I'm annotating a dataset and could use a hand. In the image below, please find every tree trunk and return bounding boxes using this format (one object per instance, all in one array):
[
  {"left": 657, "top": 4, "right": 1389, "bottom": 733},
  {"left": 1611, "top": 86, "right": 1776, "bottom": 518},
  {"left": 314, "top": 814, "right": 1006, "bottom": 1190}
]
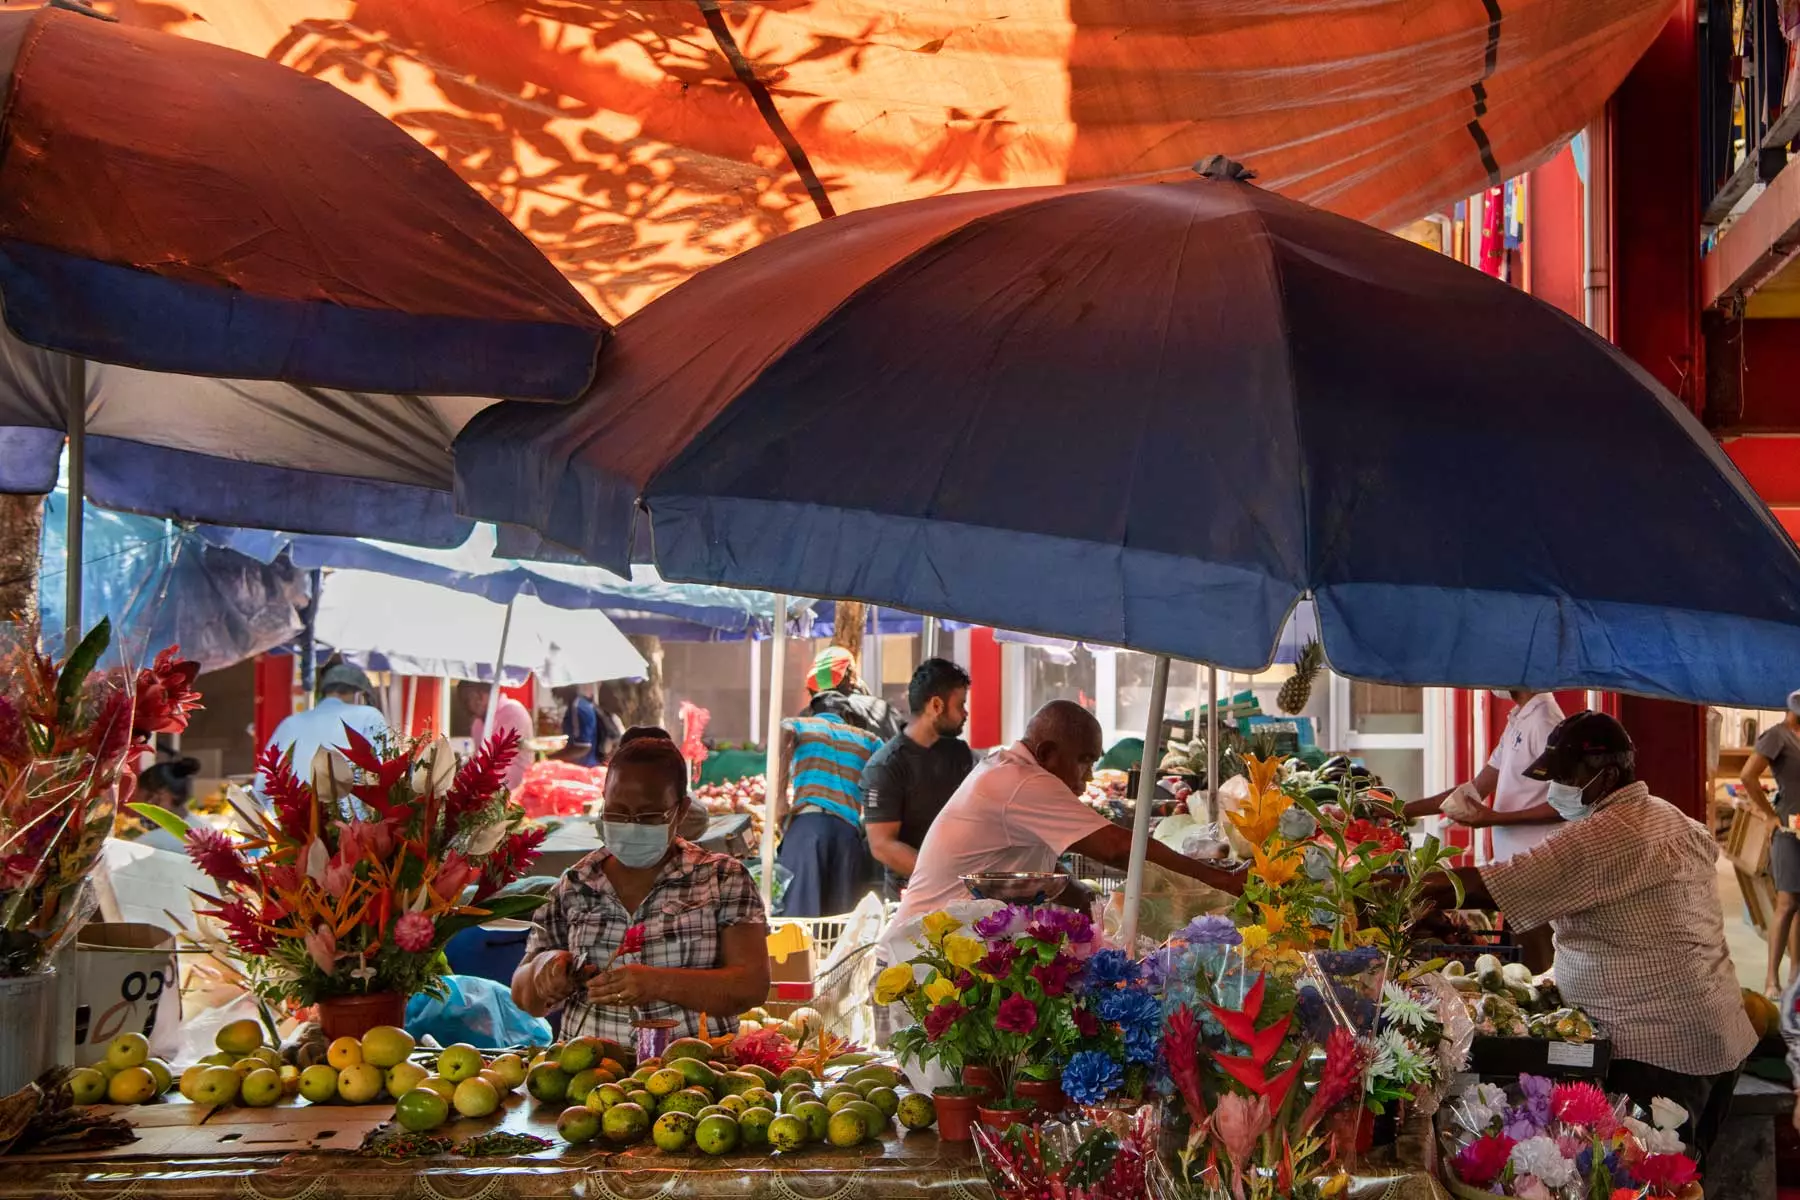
[
  {"left": 604, "top": 634, "right": 666, "bottom": 729},
  {"left": 831, "top": 601, "right": 866, "bottom": 665},
  {"left": 0, "top": 494, "right": 44, "bottom": 626}
]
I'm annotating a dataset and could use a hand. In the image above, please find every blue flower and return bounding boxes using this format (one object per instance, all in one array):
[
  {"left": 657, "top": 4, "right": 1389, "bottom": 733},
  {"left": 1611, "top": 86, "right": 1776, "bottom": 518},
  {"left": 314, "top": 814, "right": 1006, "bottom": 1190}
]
[
  {"left": 1099, "top": 986, "right": 1163, "bottom": 1039},
  {"left": 1059, "top": 1051, "right": 1124, "bottom": 1106},
  {"left": 1124, "top": 1025, "right": 1162, "bottom": 1066},
  {"left": 1180, "top": 915, "right": 1242, "bottom": 946},
  {"left": 1085, "top": 949, "right": 1140, "bottom": 988},
  {"left": 1139, "top": 948, "right": 1171, "bottom": 994}
]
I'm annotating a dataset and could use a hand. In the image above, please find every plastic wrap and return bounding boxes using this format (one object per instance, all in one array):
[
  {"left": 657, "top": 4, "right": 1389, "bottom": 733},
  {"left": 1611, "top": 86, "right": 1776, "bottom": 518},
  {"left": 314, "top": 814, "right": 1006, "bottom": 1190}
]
[
  {"left": 405, "top": 975, "right": 552, "bottom": 1049},
  {"left": 1101, "top": 861, "right": 1234, "bottom": 948},
  {"left": 109, "top": 0, "right": 1675, "bottom": 323},
  {"left": 973, "top": 1103, "right": 1157, "bottom": 1200}
]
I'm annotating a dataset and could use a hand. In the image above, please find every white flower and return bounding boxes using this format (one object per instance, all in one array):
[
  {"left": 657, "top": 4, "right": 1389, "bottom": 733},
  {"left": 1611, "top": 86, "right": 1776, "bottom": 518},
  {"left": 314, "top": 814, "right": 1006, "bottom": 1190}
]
[
  {"left": 1509, "top": 1136, "right": 1577, "bottom": 1188},
  {"left": 1457, "top": 1082, "right": 1509, "bottom": 1133},
  {"left": 349, "top": 964, "right": 376, "bottom": 983},
  {"left": 310, "top": 746, "right": 354, "bottom": 801},
  {"left": 1378, "top": 1029, "right": 1434, "bottom": 1084},
  {"left": 463, "top": 817, "right": 509, "bottom": 857},
  {"left": 411, "top": 736, "right": 456, "bottom": 799},
  {"left": 1650, "top": 1097, "right": 1689, "bottom": 1132},
  {"left": 1381, "top": 981, "right": 1432, "bottom": 1032}
]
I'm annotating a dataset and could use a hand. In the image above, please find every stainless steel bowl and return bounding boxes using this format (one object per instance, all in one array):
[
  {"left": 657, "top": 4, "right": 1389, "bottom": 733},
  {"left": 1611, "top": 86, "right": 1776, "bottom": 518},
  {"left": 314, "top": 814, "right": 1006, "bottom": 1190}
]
[{"left": 960, "top": 871, "right": 1069, "bottom": 903}]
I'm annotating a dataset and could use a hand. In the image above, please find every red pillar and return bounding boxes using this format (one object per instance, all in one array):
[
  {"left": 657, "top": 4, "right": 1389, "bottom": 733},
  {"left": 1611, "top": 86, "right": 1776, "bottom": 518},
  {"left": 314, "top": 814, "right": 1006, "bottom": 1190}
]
[
  {"left": 1608, "top": 0, "right": 1708, "bottom": 820},
  {"left": 252, "top": 653, "right": 294, "bottom": 750},
  {"left": 966, "top": 627, "right": 1002, "bottom": 750}
]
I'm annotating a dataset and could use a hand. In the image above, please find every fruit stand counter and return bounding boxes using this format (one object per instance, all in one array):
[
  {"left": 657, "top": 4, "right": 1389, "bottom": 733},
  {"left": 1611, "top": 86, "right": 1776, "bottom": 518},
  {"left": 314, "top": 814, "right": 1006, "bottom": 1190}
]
[{"left": 0, "top": 1097, "right": 1448, "bottom": 1200}]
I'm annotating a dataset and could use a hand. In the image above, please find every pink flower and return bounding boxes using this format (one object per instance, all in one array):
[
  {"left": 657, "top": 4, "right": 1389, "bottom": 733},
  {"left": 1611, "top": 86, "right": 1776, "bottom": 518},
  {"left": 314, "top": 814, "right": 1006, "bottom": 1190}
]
[
  {"left": 433, "top": 852, "right": 476, "bottom": 900},
  {"left": 320, "top": 854, "right": 355, "bottom": 899},
  {"left": 1213, "top": 1092, "right": 1271, "bottom": 1162},
  {"left": 185, "top": 826, "right": 254, "bottom": 889},
  {"left": 1514, "top": 1174, "right": 1553, "bottom": 1200},
  {"left": 303, "top": 924, "right": 338, "bottom": 975},
  {"left": 1551, "top": 1080, "right": 1616, "bottom": 1129},
  {"left": 393, "top": 912, "right": 435, "bottom": 954},
  {"left": 340, "top": 820, "right": 395, "bottom": 863},
  {"left": 995, "top": 994, "right": 1038, "bottom": 1033},
  {"left": 1636, "top": 1154, "right": 1699, "bottom": 1193},
  {"left": 201, "top": 900, "right": 273, "bottom": 955},
  {"left": 1030, "top": 954, "right": 1076, "bottom": 997}
]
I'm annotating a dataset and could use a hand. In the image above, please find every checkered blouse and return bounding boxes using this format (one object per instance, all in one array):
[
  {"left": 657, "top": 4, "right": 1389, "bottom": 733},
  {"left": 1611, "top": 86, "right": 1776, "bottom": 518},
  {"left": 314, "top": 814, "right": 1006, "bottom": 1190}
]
[
  {"left": 1483, "top": 783, "right": 1757, "bottom": 1076},
  {"left": 524, "top": 840, "right": 767, "bottom": 1043}
]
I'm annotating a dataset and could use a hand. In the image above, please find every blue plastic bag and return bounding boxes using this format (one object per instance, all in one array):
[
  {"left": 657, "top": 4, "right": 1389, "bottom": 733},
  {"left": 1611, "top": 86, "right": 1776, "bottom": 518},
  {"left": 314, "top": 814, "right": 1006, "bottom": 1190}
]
[{"left": 405, "top": 975, "right": 550, "bottom": 1050}]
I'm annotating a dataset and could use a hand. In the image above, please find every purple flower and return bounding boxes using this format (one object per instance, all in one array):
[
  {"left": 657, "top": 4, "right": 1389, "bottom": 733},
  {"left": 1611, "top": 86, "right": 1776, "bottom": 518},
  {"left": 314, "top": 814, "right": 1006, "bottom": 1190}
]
[
  {"left": 1518, "top": 1073, "right": 1555, "bottom": 1127},
  {"left": 974, "top": 905, "right": 1031, "bottom": 940},
  {"left": 1504, "top": 1110, "right": 1546, "bottom": 1142},
  {"left": 1026, "top": 906, "right": 1093, "bottom": 944},
  {"left": 1139, "top": 947, "right": 1172, "bottom": 993},
  {"left": 1180, "top": 915, "right": 1242, "bottom": 946}
]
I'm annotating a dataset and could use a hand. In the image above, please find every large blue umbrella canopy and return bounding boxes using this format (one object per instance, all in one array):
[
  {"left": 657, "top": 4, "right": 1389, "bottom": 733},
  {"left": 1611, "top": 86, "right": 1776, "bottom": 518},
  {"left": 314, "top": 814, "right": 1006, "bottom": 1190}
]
[
  {"left": 454, "top": 168, "right": 1800, "bottom": 707},
  {"left": 0, "top": 5, "right": 606, "bottom": 544}
]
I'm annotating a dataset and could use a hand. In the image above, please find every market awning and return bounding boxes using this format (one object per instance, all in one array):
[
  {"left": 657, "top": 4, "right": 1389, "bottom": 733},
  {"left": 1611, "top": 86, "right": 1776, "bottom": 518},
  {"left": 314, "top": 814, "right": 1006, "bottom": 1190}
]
[{"left": 108, "top": 0, "right": 1678, "bottom": 320}]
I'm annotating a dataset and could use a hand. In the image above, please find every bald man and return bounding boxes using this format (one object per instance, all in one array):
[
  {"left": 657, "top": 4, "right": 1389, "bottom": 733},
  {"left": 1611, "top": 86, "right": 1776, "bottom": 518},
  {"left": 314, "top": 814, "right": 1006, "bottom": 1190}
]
[{"left": 885, "top": 701, "right": 1244, "bottom": 932}]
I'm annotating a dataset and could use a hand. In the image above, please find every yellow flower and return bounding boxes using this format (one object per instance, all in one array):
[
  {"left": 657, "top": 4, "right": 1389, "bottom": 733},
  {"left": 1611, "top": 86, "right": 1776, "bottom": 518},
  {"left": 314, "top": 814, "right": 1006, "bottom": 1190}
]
[
  {"left": 942, "top": 934, "right": 985, "bottom": 971},
  {"left": 1226, "top": 754, "right": 1294, "bottom": 846},
  {"left": 922, "top": 976, "right": 961, "bottom": 1007},
  {"left": 1237, "top": 924, "right": 1272, "bottom": 954},
  {"left": 1250, "top": 843, "right": 1300, "bottom": 887},
  {"left": 874, "top": 963, "right": 917, "bottom": 1005},
  {"left": 922, "top": 911, "right": 963, "bottom": 947},
  {"left": 1257, "top": 902, "right": 1290, "bottom": 936}
]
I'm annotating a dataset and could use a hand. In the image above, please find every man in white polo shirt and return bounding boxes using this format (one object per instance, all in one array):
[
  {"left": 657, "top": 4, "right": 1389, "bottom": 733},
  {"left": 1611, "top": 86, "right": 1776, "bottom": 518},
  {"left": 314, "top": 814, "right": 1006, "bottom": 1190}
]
[{"left": 1406, "top": 687, "right": 1564, "bottom": 969}]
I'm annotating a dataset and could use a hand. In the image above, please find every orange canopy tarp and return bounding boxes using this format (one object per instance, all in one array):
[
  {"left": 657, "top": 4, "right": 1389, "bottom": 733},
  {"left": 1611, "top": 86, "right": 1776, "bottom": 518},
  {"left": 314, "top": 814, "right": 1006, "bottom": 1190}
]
[{"left": 96, "top": 0, "right": 1674, "bottom": 319}]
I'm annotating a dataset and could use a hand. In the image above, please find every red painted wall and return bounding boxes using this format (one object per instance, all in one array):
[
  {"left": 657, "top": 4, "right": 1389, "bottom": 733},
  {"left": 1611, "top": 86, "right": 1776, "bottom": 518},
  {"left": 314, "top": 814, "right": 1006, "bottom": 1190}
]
[
  {"left": 967, "top": 627, "right": 1002, "bottom": 750},
  {"left": 252, "top": 653, "right": 293, "bottom": 751},
  {"left": 1724, "top": 319, "right": 1800, "bottom": 429},
  {"left": 1528, "top": 145, "right": 1586, "bottom": 321}
]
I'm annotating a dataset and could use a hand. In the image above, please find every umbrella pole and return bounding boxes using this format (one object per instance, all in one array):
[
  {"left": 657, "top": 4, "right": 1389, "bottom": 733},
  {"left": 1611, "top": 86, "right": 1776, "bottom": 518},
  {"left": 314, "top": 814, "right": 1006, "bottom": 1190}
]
[
  {"left": 483, "top": 595, "right": 518, "bottom": 742},
  {"left": 1207, "top": 666, "right": 1220, "bottom": 823},
  {"left": 300, "top": 568, "right": 322, "bottom": 708},
  {"left": 1120, "top": 655, "right": 1170, "bottom": 949},
  {"left": 748, "top": 635, "right": 762, "bottom": 744},
  {"left": 403, "top": 676, "right": 418, "bottom": 740},
  {"left": 64, "top": 361, "right": 85, "bottom": 651},
  {"left": 921, "top": 616, "right": 938, "bottom": 659},
  {"left": 760, "top": 595, "right": 790, "bottom": 909}
]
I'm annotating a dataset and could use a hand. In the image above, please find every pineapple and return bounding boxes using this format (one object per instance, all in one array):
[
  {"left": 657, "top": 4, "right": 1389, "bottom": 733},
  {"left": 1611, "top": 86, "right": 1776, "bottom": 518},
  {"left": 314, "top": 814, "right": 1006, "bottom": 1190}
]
[{"left": 1277, "top": 639, "right": 1324, "bottom": 714}]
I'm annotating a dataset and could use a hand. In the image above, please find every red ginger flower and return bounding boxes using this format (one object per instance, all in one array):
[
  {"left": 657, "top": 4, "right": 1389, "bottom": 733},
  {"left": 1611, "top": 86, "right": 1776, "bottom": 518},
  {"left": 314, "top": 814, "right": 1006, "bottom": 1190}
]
[
  {"left": 1302, "top": 1026, "right": 1369, "bottom": 1132},
  {"left": 478, "top": 825, "right": 548, "bottom": 898},
  {"left": 733, "top": 1027, "right": 797, "bottom": 1073},
  {"left": 185, "top": 825, "right": 254, "bottom": 889},
  {"left": 1453, "top": 1133, "right": 1517, "bottom": 1187},
  {"left": 1161, "top": 1004, "right": 1208, "bottom": 1125},
  {"left": 257, "top": 743, "right": 314, "bottom": 843},
  {"left": 445, "top": 727, "right": 520, "bottom": 832},
  {"left": 202, "top": 899, "right": 274, "bottom": 955},
  {"left": 133, "top": 647, "right": 201, "bottom": 738}
]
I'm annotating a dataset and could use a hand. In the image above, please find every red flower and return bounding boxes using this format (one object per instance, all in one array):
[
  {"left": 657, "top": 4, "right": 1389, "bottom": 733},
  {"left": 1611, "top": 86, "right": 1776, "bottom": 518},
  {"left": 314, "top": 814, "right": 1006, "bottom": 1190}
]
[
  {"left": 393, "top": 912, "right": 435, "bottom": 953},
  {"left": 733, "top": 1027, "right": 797, "bottom": 1073},
  {"left": 619, "top": 924, "right": 646, "bottom": 957},
  {"left": 444, "top": 728, "right": 520, "bottom": 836},
  {"left": 1342, "top": 818, "right": 1406, "bottom": 854},
  {"left": 995, "top": 994, "right": 1038, "bottom": 1033},
  {"left": 92, "top": 688, "right": 133, "bottom": 764},
  {"left": 978, "top": 943, "right": 1021, "bottom": 976},
  {"left": 132, "top": 647, "right": 201, "bottom": 738},
  {"left": 1073, "top": 1008, "right": 1100, "bottom": 1037},
  {"left": 1030, "top": 954, "right": 1076, "bottom": 997},
  {"left": 1302, "top": 1027, "right": 1369, "bottom": 1132},
  {"left": 1551, "top": 1080, "right": 1616, "bottom": 1129},
  {"left": 1162, "top": 1004, "right": 1208, "bottom": 1125},
  {"left": 477, "top": 825, "right": 548, "bottom": 898},
  {"left": 0, "top": 696, "right": 26, "bottom": 767},
  {"left": 924, "top": 1001, "right": 967, "bottom": 1041},
  {"left": 202, "top": 899, "right": 273, "bottom": 955},
  {"left": 1637, "top": 1154, "right": 1699, "bottom": 1193},
  {"left": 1452, "top": 1133, "right": 1516, "bottom": 1187},
  {"left": 257, "top": 744, "right": 315, "bottom": 842},
  {"left": 185, "top": 826, "right": 254, "bottom": 889}
]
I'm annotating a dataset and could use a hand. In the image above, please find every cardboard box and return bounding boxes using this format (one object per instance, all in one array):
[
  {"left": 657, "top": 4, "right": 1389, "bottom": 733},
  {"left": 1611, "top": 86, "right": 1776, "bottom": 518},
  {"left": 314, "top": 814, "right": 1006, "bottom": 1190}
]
[
  {"left": 71, "top": 923, "right": 181, "bottom": 1066},
  {"left": 766, "top": 923, "right": 815, "bottom": 1002}
]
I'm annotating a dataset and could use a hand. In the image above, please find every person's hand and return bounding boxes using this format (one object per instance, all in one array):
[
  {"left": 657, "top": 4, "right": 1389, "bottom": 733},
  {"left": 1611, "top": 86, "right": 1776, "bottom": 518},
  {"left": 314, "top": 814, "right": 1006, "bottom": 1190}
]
[
  {"left": 1442, "top": 786, "right": 1495, "bottom": 828},
  {"left": 587, "top": 964, "right": 659, "bottom": 1008},
  {"left": 532, "top": 951, "right": 578, "bottom": 1004}
]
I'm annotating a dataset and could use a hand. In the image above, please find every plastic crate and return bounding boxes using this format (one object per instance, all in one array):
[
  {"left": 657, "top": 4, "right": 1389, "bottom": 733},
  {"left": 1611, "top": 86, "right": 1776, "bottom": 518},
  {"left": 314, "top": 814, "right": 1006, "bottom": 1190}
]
[
  {"left": 1415, "top": 930, "right": 1523, "bottom": 968},
  {"left": 770, "top": 915, "right": 850, "bottom": 961}
]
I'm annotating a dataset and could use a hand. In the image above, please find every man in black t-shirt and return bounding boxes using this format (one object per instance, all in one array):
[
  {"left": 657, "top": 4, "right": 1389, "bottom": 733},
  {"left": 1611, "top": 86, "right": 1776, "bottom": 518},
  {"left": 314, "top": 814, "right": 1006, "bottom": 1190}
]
[{"left": 861, "top": 658, "right": 976, "bottom": 900}]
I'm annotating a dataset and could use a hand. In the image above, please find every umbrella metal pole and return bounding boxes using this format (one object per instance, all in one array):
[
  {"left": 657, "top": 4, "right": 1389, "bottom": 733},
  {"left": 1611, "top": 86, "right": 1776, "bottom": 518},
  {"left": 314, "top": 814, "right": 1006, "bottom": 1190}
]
[
  {"left": 760, "top": 595, "right": 790, "bottom": 909},
  {"left": 64, "top": 361, "right": 85, "bottom": 651},
  {"left": 403, "top": 676, "right": 418, "bottom": 740},
  {"left": 1207, "top": 666, "right": 1220, "bottom": 824},
  {"left": 1121, "top": 655, "right": 1170, "bottom": 949},
  {"left": 482, "top": 595, "right": 518, "bottom": 743},
  {"left": 748, "top": 636, "right": 762, "bottom": 744},
  {"left": 300, "top": 568, "right": 322, "bottom": 708},
  {"left": 921, "top": 616, "right": 938, "bottom": 660}
]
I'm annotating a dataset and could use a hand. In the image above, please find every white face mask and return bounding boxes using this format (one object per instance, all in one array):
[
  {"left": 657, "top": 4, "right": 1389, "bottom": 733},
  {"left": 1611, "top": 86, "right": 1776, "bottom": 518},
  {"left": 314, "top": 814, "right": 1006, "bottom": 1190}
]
[
  {"left": 1546, "top": 774, "right": 1603, "bottom": 822},
  {"left": 1489, "top": 689, "right": 1513, "bottom": 700},
  {"left": 601, "top": 818, "right": 674, "bottom": 868}
]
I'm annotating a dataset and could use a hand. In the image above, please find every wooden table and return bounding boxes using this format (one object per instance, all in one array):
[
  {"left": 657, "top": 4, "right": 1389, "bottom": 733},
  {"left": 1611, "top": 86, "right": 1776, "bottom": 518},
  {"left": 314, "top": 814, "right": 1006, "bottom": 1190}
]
[{"left": 0, "top": 1095, "right": 1448, "bottom": 1200}]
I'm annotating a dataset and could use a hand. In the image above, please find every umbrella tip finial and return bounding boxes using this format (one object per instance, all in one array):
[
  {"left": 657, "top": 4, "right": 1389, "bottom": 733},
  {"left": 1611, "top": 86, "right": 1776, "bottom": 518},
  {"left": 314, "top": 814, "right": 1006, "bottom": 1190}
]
[{"left": 1193, "top": 156, "right": 1256, "bottom": 183}]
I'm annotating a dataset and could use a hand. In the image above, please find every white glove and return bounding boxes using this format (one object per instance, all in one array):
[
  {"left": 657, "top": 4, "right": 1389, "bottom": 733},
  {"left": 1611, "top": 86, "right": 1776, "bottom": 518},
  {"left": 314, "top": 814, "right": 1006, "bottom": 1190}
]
[{"left": 1440, "top": 782, "right": 1489, "bottom": 825}]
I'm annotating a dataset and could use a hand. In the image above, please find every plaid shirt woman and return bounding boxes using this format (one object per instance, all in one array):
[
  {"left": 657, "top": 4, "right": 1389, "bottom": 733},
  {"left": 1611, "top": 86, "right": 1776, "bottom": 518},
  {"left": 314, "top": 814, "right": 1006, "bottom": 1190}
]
[{"left": 513, "top": 729, "right": 769, "bottom": 1042}]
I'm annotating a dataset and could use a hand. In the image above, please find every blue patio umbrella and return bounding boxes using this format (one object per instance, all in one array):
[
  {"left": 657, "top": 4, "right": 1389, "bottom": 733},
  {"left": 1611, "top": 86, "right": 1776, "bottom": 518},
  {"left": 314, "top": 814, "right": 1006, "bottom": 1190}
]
[
  {"left": 455, "top": 164, "right": 1800, "bottom": 710},
  {"left": 0, "top": 5, "right": 606, "bottom": 639}
]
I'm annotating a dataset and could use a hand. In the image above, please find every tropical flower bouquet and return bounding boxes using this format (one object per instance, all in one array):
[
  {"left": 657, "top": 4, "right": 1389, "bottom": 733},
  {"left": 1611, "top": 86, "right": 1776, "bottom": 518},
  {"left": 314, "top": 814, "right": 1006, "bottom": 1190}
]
[
  {"left": 1440, "top": 1076, "right": 1702, "bottom": 1200},
  {"left": 974, "top": 1099, "right": 1159, "bottom": 1200},
  {"left": 133, "top": 728, "right": 547, "bottom": 1015},
  {"left": 0, "top": 621, "right": 199, "bottom": 976}
]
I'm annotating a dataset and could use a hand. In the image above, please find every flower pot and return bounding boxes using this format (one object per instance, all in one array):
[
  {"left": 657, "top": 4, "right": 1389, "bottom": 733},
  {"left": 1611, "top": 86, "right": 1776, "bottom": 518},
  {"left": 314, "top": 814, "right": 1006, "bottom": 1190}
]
[
  {"left": 978, "top": 1104, "right": 1032, "bottom": 1133},
  {"left": 317, "top": 991, "right": 407, "bottom": 1040},
  {"left": 0, "top": 972, "right": 56, "bottom": 1094},
  {"left": 961, "top": 1064, "right": 998, "bottom": 1096},
  {"left": 935, "top": 1087, "right": 982, "bottom": 1142},
  {"left": 1015, "top": 1077, "right": 1065, "bottom": 1116}
]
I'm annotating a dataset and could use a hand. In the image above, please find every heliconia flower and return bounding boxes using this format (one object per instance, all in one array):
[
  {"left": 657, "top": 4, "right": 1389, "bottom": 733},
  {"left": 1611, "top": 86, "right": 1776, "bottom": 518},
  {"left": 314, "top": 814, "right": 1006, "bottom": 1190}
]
[
  {"left": 392, "top": 911, "right": 435, "bottom": 954},
  {"left": 303, "top": 924, "right": 338, "bottom": 975},
  {"left": 995, "top": 994, "right": 1038, "bottom": 1034},
  {"left": 185, "top": 826, "right": 254, "bottom": 889}
]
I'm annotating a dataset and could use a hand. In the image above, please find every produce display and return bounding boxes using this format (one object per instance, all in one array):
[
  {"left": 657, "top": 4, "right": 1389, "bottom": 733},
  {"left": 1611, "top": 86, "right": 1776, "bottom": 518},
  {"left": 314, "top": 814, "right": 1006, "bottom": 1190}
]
[
  {"left": 516, "top": 761, "right": 606, "bottom": 819},
  {"left": 693, "top": 776, "right": 769, "bottom": 848},
  {"left": 1442, "top": 957, "right": 1596, "bottom": 1042}
]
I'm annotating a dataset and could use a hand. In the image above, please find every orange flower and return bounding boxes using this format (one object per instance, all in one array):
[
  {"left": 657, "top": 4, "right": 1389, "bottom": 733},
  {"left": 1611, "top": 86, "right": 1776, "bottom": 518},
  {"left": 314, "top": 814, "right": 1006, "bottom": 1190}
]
[
  {"left": 1227, "top": 755, "right": 1294, "bottom": 846},
  {"left": 1251, "top": 842, "right": 1300, "bottom": 887},
  {"left": 1257, "top": 902, "right": 1290, "bottom": 935}
]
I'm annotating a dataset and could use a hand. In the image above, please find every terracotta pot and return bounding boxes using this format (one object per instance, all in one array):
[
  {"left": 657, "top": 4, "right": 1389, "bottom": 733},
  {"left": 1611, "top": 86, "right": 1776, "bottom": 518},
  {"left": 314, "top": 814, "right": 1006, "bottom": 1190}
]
[
  {"left": 961, "top": 1064, "right": 998, "bottom": 1096},
  {"left": 317, "top": 991, "right": 407, "bottom": 1040},
  {"left": 1015, "top": 1077, "right": 1065, "bottom": 1116},
  {"left": 935, "top": 1087, "right": 982, "bottom": 1142},
  {"left": 977, "top": 1104, "right": 1032, "bottom": 1133}
]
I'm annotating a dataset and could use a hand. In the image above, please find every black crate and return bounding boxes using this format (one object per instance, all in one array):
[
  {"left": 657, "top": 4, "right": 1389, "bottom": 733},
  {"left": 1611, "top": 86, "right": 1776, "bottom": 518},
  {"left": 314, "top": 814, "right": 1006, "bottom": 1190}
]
[
  {"left": 1468, "top": 1035, "right": 1612, "bottom": 1080},
  {"left": 1415, "top": 932, "right": 1524, "bottom": 968}
]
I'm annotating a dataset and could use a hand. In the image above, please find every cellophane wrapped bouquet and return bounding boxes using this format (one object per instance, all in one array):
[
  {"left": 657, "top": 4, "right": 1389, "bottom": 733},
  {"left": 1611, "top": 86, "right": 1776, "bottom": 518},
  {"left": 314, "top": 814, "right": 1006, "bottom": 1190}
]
[
  {"left": 1440, "top": 1076, "right": 1702, "bottom": 1200},
  {"left": 135, "top": 728, "right": 547, "bottom": 1006},
  {"left": 975, "top": 1102, "right": 1160, "bottom": 1200},
  {"left": 0, "top": 621, "right": 199, "bottom": 976}
]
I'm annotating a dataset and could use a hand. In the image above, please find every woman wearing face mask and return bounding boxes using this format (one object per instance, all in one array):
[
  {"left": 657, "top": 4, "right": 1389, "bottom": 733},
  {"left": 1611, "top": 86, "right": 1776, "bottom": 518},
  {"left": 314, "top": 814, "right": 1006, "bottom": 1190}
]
[
  {"left": 1422, "top": 711, "right": 1756, "bottom": 1167},
  {"left": 511, "top": 728, "right": 770, "bottom": 1041}
]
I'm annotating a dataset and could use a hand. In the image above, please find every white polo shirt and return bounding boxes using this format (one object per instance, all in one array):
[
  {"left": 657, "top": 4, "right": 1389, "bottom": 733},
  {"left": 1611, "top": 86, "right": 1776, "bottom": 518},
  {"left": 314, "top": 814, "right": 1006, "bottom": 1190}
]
[
  {"left": 1487, "top": 692, "right": 1565, "bottom": 862},
  {"left": 264, "top": 697, "right": 390, "bottom": 780}
]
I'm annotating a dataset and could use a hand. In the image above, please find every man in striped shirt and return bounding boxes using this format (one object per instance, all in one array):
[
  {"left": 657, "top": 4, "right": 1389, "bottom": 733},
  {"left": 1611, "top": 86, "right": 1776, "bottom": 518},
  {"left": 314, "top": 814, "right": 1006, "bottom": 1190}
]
[{"left": 774, "top": 649, "right": 888, "bottom": 916}]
